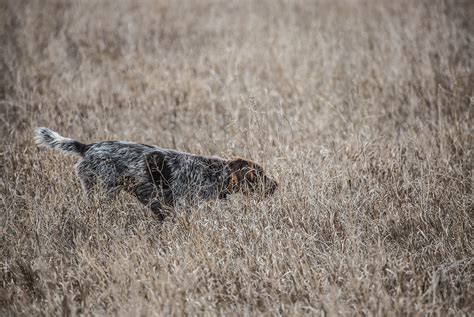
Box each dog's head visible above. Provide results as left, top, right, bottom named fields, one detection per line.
left=226, top=158, right=278, bottom=196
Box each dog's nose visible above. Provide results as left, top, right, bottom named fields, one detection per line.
left=272, top=180, right=278, bottom=192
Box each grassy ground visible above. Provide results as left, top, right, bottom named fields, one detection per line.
left=1, top=0, right=473, bottom=315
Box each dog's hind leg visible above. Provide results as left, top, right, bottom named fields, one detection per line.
left=77, top=171, right=97, bottom=198
left=75, top=161, right=97, bottom=198
left=104, top=177, right=120, bottom=199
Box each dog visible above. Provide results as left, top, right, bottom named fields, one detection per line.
left=35, top=127, right=278, bottom=220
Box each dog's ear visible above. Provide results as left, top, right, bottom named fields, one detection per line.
left=144, top=151, right=173, bottom=189
left=227, top=158, right=257, bottom=192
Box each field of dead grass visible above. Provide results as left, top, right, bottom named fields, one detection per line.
left=1, top=0, right=473, bottom=315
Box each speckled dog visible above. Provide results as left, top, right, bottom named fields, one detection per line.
left=35, top=128, right=278, bottom=220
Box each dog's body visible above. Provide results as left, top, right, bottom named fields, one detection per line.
left=35, top=128, right=277, bottom=219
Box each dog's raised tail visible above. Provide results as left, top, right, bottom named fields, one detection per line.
left=35, top=127, right=88, bottom=156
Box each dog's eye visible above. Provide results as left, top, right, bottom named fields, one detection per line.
left=254, top=165, right=264, bottom=174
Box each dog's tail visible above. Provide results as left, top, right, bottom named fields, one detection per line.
left=35, top=127, right=88, bottom=157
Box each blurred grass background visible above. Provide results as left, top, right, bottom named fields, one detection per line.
left=1, top=0, right=473, bottom=315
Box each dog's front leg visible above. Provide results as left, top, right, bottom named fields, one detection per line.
left=133, top=183, right=167, bottom=221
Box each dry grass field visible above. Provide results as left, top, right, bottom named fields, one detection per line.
left=1, top=0, right=473, bottom=315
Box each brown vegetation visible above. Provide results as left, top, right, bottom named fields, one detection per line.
left=1, top=0, right=473, bottom=315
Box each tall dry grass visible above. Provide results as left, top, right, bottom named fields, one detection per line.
left=1, top=0, right=473, bottom=315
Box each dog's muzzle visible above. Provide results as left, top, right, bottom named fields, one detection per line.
left=264, top=177, right=278, bottom=196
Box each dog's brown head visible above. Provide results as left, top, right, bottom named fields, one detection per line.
left=226, top=158, right=278, bottom=196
